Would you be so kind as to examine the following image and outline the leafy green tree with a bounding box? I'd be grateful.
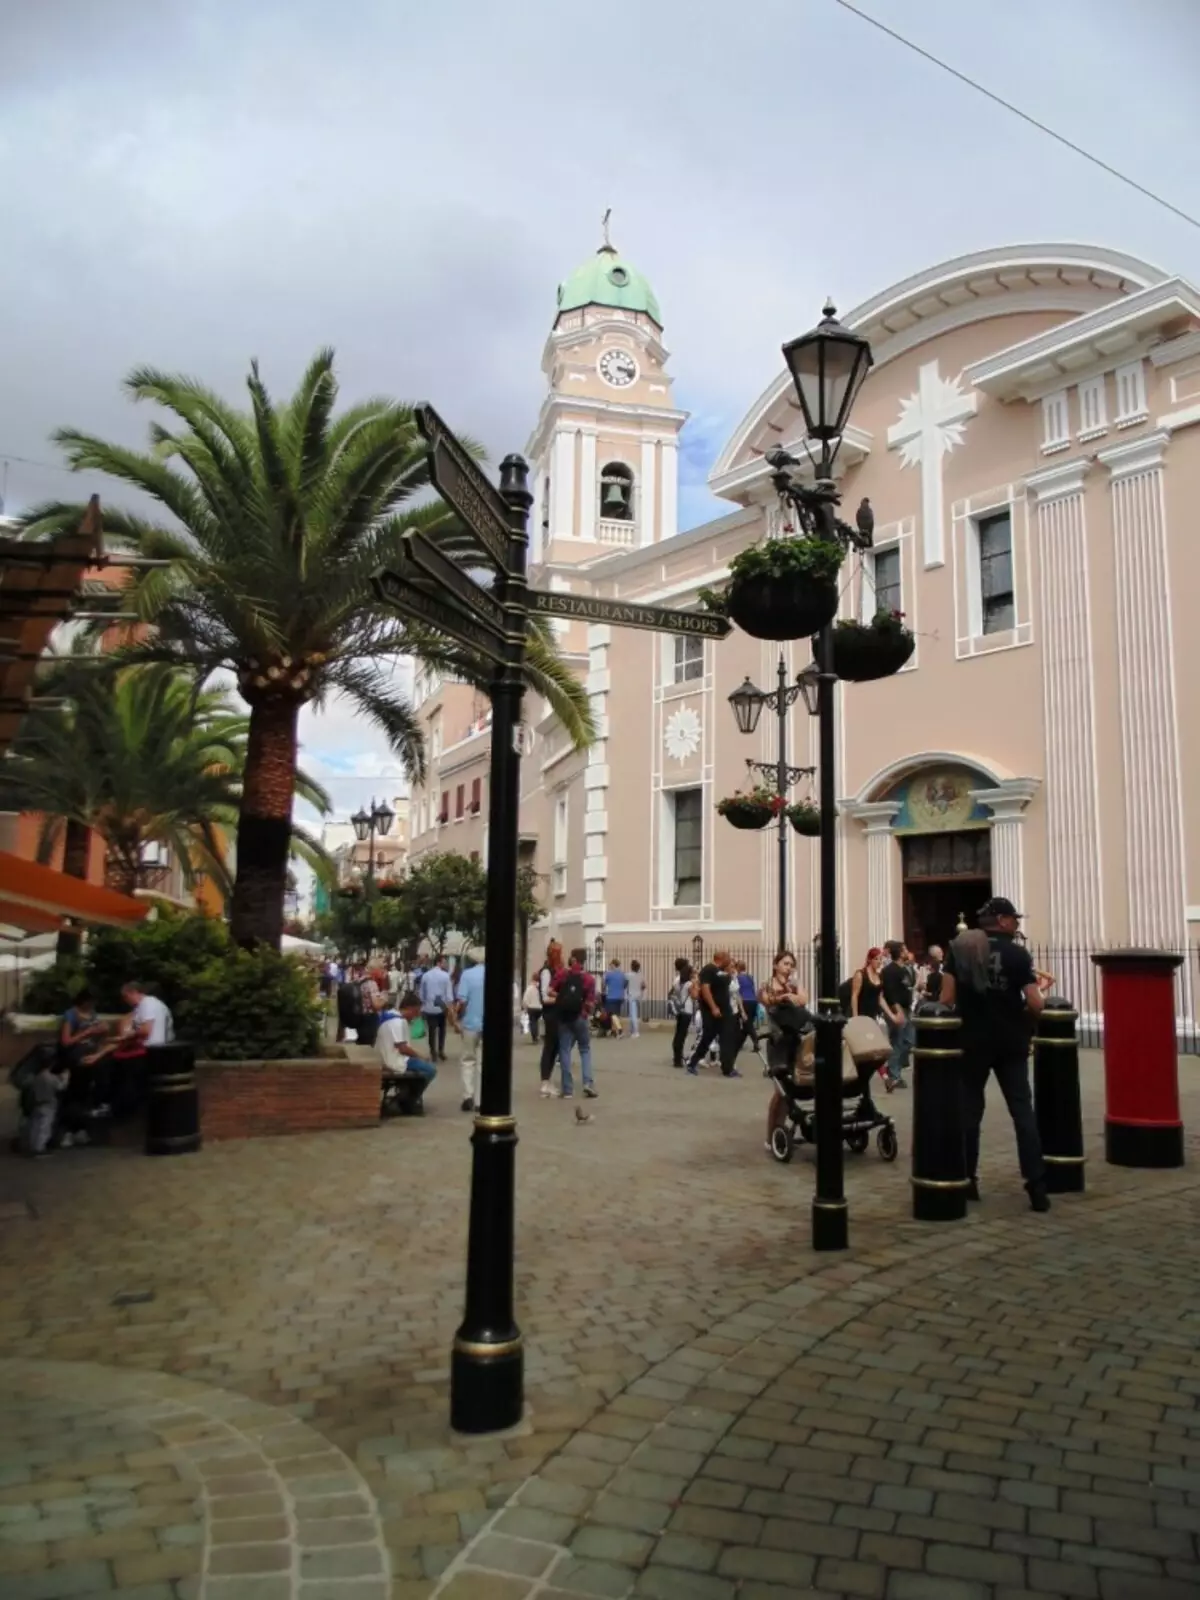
[516,862,546,987]
[22,351,595,948]
[398,852,487,957]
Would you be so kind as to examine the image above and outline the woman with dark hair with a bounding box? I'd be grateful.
[668,957,694,1069]
[849,948,885,1019]
[538,940,565,1097]
[760,950,809,1151]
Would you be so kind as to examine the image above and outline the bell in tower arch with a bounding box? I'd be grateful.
[599,462,635,522]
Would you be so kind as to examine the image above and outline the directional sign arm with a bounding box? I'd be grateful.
[526,588,731,639]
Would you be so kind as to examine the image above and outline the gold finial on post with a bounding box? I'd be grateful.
[955,910,968,934]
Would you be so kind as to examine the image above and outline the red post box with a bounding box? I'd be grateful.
[1091,949,1184,1168]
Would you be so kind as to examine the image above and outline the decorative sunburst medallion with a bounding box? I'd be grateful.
[664,706,702,762]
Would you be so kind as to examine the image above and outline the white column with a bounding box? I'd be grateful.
[1026,460,1103,943]
[1098,432,1188,950]
[659,438,679,542]
[970,779,1041,912]
[640,436,658,546]
[583,624,611,940]
[552,428,576,539]
[842,801,901,948]
[579,429,597,543]
[530,463,545,564]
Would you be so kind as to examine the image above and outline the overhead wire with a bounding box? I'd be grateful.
[832,0,1200,235]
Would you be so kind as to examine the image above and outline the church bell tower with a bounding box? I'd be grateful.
[526,216,687,567]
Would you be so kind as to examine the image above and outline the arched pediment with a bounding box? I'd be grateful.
[854,750,1014,806]
[710,242,1168,501]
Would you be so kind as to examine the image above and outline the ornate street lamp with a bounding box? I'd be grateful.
[728,677,767,737]
[350,798,396,954]
[351,806,371,842]
[771,301,876,1253]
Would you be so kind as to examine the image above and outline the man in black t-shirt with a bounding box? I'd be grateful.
[686,951,739,1077]
[942,897,1049,1212]
[880,940,915,1089]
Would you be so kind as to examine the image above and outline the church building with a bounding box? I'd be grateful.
[407,236,1200,990]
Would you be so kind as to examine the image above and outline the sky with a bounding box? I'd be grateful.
[3,0,1199,826]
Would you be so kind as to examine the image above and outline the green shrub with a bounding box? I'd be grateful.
[85,911,231,1013]
[21,959,88,1015]
[176,945,322,1061]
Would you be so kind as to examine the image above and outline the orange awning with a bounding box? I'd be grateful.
[0,850,151,934]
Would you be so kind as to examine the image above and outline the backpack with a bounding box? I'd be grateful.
[338,980,363,1016]
[556,969,587,1020]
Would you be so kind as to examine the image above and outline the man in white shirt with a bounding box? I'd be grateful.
[377,992,436,1116]
[121,981,174,1046]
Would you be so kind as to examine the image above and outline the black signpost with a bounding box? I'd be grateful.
[375,404,731,1436]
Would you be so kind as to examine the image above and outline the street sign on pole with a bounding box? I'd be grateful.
[372,568,506,664]
[527,588,732,639]
[401,531,511,638]
[415,404,511,572]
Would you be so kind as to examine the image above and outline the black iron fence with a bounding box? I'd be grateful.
[580,939,1200,1054]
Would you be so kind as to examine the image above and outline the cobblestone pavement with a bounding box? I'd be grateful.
[1,1034,1199,1599]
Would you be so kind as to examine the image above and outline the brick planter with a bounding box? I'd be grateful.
[196,1050,379,1141]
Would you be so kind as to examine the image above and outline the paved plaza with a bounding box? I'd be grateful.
[2,1032,1200,1600]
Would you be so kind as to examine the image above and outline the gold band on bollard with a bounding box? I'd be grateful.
[453,1335,523,1360]
[473,1115,516,1133]
[913,1017,962,1029]
[1034,1038,1079,1048]
[1044,1153,1087,1165]
[913,1048,963,1059]
[910,1175,972,1190]
[812,1197,849,1211]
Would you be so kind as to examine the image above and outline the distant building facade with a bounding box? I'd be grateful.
[409,238,1200,990]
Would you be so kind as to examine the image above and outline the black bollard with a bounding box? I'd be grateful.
[1033,998,1084,1194]
[910,1003,969,1221]
[144,1042,201,1156]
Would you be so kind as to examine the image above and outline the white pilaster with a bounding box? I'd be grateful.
[1026,460,1104,943]
[1098,432,1188,949]
[530,464,545,562]
[583,623,610,943]
[970,779,1041,913]
[659,439,679,543]
[579,429,597,543]
[640,437,658,546]
[552,428,576,538]
[842,801,901,948]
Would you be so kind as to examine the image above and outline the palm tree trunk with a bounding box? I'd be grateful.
[56,820,92,959]
[230,695,300,949]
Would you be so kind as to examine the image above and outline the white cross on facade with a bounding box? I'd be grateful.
[887,360,978,568]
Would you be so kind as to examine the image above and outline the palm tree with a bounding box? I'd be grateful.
[22,351,594,947]
[0,661,330,900]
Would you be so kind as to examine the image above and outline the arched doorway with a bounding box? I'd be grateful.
[881,763,995,956]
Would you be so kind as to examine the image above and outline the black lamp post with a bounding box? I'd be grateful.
[351,797,395,953]
[728,664,815,955]
[773,301,874,1253]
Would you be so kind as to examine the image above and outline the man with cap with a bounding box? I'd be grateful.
[940,897,1050,1213]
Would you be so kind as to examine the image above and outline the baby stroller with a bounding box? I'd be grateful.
[765,1004,898,1164]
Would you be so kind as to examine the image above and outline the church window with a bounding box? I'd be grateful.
[978,511,1014,635]
[672,789,703,907]
[553,795,568,897]
[1041,390,1070,453]
[599,461,635,522]
[1078,375,1107,437]
[673,634,704,684]
[1114,360,1147,425]
[865,545,902,620]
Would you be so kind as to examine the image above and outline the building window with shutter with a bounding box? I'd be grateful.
[455,784,464,820]
[1041,390,1070,453]
[673,788,703,907]
[977,511,1015,635]
[440,790,449,825]
[470,777,481,814]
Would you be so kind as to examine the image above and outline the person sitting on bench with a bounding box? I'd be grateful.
[377,990,436,1115]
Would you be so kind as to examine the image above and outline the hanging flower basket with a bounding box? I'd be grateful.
[832,610,915,682]
[787,802,822,836]
[716,787,784,831]
[704,536,845,642]
[377,879,405,898]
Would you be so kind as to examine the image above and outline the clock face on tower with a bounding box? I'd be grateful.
[598,348,638,388]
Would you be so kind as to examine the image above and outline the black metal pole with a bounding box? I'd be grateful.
[776,654,788,955]
[811,447,848,1252]
[449,453,530,1435]
[365,815,376,957]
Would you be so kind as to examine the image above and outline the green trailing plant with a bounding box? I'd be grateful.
[834,607,912,640]
[786,801,822,836]
[176,945,323,1060]
[22,350,595,949]
[699,535,845,616]
[716,786,786,818]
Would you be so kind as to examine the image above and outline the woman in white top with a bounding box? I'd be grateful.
[522,976,543,1042]
[668,958,695,1069]
[626,960,645,1038]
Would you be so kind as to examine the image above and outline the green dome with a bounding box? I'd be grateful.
[556,246,662,326]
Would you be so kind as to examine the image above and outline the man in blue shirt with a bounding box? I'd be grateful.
[455,957,486,1113]
[419,956,454,1063]
[603,961,627,1034]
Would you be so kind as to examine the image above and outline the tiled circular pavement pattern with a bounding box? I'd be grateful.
[0,1361,390,1599]
[2,1038,1200,1598]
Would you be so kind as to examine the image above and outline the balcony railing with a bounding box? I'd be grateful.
[597,519,637,547]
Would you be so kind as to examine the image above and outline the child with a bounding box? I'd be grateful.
[25,1050,68,1156]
